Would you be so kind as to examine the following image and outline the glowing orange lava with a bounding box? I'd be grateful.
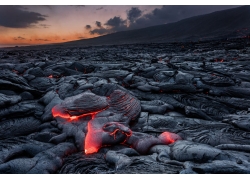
[109,129,120,140]
[85,122,102,154]
[52,105,106,121]
[51,96,180,155]
[85,122,132,155]
[48,75,53,78]
[158,132,181,144]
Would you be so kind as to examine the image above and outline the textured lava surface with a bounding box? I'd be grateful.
[1,38,250,174]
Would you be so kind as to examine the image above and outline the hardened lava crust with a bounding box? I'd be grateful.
[0,38,250,174]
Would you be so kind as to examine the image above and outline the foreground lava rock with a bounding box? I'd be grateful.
[51,87,181,154]
[0,37,250,174]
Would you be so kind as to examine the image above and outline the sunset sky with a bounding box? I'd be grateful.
[0,1,244,47]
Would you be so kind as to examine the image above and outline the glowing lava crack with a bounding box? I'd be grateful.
[52,89,181,155]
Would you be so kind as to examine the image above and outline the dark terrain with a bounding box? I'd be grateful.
[0,37,250,174]
[63,5,250,46]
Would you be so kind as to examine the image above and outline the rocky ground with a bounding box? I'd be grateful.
[0,38,250,174]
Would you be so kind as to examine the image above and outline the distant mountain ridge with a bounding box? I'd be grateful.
[62,5,250,46]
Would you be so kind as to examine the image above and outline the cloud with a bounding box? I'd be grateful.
[40,5,54,10]
[95,21,102,28]
[64,5,85,9]
[90,28,110,35]
[18,36,25,40]
[89,16,127,35]
[96,7,103,10]
[13,36,26,40]
[35,38,50,41]
[89,21,113,35]
[105,16,126,28]
[86,5,241,36]
[72,5,85,8]
[39,24,50,28]
[128,6,193,29]
[127,7,142,23]
[0,5,47,28]
[129,5,242,30]
[89,16,128,36]
[85,25,92,30]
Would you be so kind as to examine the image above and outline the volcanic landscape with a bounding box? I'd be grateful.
[0,36,250,174]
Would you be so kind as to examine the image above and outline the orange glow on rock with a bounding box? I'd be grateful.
[85,122,102,154]
[51,105,105,122]
[48,75,53,78]
[85,121,132,155]
[158,132,182,144]
[109,129,120,140]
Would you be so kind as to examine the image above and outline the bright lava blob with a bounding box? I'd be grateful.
[84,122,101,154]
[52,105,105,122]
[158,131,182,144]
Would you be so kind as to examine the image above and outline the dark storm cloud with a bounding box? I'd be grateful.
[95,21,102,28]
[87,5,241,35]
[0,6,47,28]
[105,16,126,28]
[89,21,112,35]
[85,25,92,30]
[89,16,127,35]
[127,7,142,23]
[103,16,127,33]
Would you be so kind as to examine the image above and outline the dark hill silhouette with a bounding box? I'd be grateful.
[63,5,250,46]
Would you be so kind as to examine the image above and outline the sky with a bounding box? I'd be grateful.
[0,2,244,47]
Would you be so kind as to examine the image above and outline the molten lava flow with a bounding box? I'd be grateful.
[85,122,102,154]
[158,132,182,144]
[161,132,175,143]
[85,121,132,155]
[109,129,120,140]
[120,130,132,145]
[52,105,106,122]
[109,126,132,142]
[48,75,53,78]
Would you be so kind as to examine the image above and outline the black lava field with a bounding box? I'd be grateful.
[0,38,250,174]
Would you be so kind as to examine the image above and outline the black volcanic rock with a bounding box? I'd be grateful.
[0,37,250,174]
[0,93,21,108]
